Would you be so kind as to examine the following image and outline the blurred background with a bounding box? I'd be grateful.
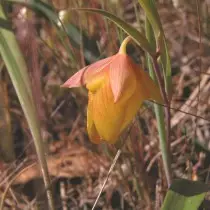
[0,0,210,209]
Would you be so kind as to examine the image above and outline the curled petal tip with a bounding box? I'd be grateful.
[60,82,71,88]
[61,69,86,88]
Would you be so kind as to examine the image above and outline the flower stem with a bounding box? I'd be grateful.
[119,36,132,54]
[152,57,172,186]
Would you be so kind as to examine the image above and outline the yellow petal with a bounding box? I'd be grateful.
[120,81,145,132]
[87,92,101,143]
[92,76,125,143]
[120,64,162,133]
[133,63,163,104]
[86,71,106,92]
[85,56,115,92]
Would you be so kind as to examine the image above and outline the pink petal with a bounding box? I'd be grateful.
[62,56,115,88]
[61,67,86,88]
[84,56,115,83]
[109,54,135,103]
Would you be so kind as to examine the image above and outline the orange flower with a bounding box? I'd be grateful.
[62,37,162,144]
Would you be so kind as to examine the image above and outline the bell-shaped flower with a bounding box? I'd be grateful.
[62,37,162,144]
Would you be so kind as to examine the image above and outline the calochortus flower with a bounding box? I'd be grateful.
[62,37,162,144]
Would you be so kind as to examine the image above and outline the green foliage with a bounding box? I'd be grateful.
[161,179,208,210]
[139,0,172,95]
[0,17,12,31]
[7,0,58,24]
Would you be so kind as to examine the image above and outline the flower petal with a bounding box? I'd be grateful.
[87,92,101,143]
[118,65,163,133]
[120,81,145,132]
[92,76,125,143]
[134,63,163,104]
[62,56,115,89]
[86,70,106,92]
[85,56,115,82]
[119,64,163,133]
[109,54,136,103]
[61,67,86,88]
[85,56,116,92]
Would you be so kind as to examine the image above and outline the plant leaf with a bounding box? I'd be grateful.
[161,179,208,210]
[138,0,162,35]
[7,0,58,24]
[76,8,155,56]
[139,0,172,96]
[0,17,12,31]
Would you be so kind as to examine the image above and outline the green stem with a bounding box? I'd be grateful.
[152,56,172,187]
[145,18,172,187]
[154,101,172,186]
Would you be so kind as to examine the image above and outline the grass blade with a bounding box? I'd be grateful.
[139,0,172,95]
[0,5,55,210]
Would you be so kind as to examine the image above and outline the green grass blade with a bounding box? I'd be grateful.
[139,0,172,96]
[0,5,55,210]
[162,38,172,96]
[6,0,58,24]
[0,17,12,31]
[138,0,162,35]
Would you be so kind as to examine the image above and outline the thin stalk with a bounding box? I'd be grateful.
[152,57,172,186]
[145,18,172,186]
[91,149,121,210]
[195,0,202,152]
